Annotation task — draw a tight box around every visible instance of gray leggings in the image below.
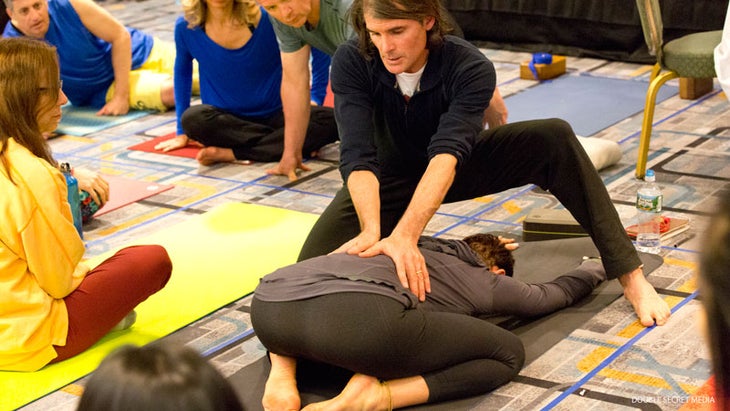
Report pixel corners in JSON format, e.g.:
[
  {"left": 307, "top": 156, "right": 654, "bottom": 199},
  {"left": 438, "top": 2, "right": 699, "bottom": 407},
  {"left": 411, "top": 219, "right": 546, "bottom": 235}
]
[{"left": 250, "top": 293, "right": 525, "bottom": 403}]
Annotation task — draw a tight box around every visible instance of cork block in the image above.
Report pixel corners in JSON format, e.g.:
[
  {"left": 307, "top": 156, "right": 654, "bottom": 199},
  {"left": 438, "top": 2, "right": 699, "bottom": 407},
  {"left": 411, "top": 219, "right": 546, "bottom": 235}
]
[
  {"left": 679, "top": 77, "right": 713, "bottom": 100},
  {"left": 520, "top": 55, "right": 567, "bottom": 81}
]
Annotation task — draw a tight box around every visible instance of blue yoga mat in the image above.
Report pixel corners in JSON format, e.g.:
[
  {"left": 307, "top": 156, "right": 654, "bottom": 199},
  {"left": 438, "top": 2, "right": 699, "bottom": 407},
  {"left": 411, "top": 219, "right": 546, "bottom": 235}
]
[
  {"left": 505, "top": 75, "right": 678, "bottom": 136},
  {"left": 56, "top": 105, "right": 152, "bottom": 136}
]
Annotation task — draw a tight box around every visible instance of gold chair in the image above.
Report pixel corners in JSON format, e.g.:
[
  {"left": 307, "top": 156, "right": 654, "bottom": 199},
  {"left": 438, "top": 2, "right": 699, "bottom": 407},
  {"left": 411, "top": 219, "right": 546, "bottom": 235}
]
[{"left": 634, "top": 0, "right": 722, "bottom": 179}]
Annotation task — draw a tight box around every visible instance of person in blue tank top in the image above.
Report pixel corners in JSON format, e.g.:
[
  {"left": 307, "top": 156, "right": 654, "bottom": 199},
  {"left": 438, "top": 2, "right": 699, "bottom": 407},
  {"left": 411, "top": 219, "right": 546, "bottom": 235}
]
[
  {"left": 3, "top": 0, "right": 196, "bottom": 115},
  {"left": 153, "top": 0, "right": 338, "bottom": 166}
]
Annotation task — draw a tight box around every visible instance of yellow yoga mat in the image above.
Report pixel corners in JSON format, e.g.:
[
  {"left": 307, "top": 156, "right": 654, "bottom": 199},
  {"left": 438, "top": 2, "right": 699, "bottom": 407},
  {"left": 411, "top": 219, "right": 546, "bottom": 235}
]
[{"left": 0, "top": 203, "right": 318, "bottom": 411}]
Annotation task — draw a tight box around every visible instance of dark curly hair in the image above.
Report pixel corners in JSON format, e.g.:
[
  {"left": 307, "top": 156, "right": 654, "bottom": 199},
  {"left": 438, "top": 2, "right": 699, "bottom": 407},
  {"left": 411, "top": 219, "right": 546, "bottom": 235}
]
[{"left": 462, "top": 233, "right": 515, "bottom": 277}]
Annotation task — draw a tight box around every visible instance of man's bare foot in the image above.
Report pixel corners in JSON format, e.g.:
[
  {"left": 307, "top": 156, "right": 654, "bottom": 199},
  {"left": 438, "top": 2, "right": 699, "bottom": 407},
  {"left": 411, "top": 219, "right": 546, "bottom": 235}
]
[
  {"left": 619, "top": 267, "right": 671, "bottom": 326},
  {"left": 301, "top": 374, "right": 390, "bottom": 411},
  {"left": 196, "top": 146, "right": 236, "bottom": 166},
  {"left": 262, "top": 369, "right": 301, "bottom": 411}
]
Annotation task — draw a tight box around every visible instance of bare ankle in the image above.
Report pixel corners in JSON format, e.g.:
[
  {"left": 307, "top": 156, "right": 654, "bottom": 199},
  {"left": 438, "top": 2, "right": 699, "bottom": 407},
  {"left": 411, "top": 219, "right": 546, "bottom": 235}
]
[
  {"left": 196, "top": 147, "right": 235, "bottom": 165},
  {"left": 617, "top": 266, "right": 671, "bottom": 326}
]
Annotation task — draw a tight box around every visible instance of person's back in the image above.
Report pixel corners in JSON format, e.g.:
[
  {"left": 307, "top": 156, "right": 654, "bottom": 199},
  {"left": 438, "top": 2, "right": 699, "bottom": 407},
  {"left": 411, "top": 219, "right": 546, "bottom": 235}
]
[{"left": 256, "top": 235, "right": 604, "bottom": 318}]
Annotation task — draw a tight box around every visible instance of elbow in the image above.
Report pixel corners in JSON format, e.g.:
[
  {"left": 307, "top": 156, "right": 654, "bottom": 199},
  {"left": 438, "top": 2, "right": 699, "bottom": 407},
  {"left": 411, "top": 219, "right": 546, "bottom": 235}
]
[
  {"left": 44, "top": 282, "right": 74, "bottom": 299},
  {"left": 112, "top": 27, "right": 132, "bottom": 49}
]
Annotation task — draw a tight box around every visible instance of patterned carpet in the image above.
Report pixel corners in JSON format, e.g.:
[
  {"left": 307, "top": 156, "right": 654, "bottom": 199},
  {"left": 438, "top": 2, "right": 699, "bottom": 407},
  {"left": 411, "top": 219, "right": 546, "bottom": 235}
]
[{"left": 10, "top": 0, "right": 730, "bottom": 410}]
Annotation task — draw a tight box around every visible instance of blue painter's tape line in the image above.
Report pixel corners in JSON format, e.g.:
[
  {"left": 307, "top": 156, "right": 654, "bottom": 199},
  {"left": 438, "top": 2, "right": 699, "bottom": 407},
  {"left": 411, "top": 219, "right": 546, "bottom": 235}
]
[{"left": 539, "top": 289, "right": 699, "bottom": 410}]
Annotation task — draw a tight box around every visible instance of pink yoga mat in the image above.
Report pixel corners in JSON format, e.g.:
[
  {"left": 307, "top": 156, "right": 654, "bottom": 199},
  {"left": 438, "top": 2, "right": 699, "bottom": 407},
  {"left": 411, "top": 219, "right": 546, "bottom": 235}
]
[
  {"left": 95, "top": 175, "right": 174, "bottom": 217},
  {"left": 127, "top": 134, "right": 201, "bottom": 159}
]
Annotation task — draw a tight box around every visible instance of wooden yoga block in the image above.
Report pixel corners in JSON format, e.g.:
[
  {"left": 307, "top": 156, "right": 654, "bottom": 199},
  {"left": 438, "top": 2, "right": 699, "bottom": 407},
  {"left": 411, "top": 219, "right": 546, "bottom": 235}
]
[
  {"left": 679, "top": 77, "right": 713, "bottom": 100},
  {"left": 520, "top": 55, "right": 566, "bottom": 81}
]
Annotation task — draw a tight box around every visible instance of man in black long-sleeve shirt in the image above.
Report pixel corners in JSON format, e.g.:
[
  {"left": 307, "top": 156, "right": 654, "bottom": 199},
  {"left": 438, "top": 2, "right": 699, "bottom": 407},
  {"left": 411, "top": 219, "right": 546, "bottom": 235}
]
[{"left": 297, "top": 0, "right": 670, "bottom": 333}]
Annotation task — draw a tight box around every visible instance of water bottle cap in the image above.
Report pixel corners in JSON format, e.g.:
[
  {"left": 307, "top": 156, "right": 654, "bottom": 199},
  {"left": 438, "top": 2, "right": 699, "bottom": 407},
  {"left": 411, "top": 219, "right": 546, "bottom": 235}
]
[{"left": 645, "top": 169, "right": 655, "bottom": 181}]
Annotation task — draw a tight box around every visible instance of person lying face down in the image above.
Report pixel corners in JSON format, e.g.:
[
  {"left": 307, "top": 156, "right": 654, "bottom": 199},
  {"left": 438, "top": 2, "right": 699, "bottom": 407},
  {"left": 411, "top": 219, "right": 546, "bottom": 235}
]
[{"left": 251, "top": 233, "right": 606, "bottom": 410}]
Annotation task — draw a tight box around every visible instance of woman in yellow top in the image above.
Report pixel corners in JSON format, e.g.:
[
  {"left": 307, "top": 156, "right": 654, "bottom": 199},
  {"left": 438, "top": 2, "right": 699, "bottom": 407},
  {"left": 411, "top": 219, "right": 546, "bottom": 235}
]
[{"left": 0, "top": 37, "right": 173, "bottom": 372}]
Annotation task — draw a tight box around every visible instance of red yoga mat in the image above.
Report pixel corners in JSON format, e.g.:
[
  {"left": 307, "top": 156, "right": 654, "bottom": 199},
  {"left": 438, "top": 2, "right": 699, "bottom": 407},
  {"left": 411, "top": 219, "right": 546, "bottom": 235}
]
[
  {"left": 127, "top": 133, "right": 201, "bottom": 159},
  {"left": 95, "top": 175, "right": 175, "bottom": 217}
]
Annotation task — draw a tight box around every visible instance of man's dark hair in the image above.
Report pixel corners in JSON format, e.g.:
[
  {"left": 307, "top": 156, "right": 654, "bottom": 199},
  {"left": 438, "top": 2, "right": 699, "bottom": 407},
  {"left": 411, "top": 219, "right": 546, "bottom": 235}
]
[
  {"left": 349, "top": 0, "right": 453, "bottom": 58},
  {"left": 462, "top": 233, "right": 515, "bottom": 277}
]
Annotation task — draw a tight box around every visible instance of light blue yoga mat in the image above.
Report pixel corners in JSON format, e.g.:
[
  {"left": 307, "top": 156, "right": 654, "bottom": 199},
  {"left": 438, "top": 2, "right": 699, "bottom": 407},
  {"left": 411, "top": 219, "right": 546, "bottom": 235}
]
[
  {"left": 55, "top": 105, "right": 152, "bottom": 136},
  {"left": 505, "top": 75, "right": 679, "bottom": 136}
]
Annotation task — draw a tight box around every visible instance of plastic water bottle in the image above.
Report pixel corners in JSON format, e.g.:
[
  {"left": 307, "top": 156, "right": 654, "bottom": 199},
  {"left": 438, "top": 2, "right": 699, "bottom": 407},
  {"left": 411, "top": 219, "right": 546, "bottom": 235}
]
[
  {"left": 635, "top": 169, "right": 662, "bottom": 254},
  {"left": 60, "top": 163, "right": 83, "bottom": 239}
]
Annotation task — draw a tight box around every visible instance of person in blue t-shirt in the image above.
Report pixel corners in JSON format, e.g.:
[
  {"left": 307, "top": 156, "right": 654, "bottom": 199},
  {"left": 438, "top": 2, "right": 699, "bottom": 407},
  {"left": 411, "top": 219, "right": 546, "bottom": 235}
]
[
  {"left": 153, "top": 0, "right": 338, "bottom": 166},
  {"left": 3, "top": 0, "right": 196, "bottom": 115}
]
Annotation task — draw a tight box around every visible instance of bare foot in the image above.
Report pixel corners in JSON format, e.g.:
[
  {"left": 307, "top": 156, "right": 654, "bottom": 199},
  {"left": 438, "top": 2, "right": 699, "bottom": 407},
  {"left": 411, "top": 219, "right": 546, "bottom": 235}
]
[
  {"left": 262, "top": 369, "right": 301, "bottom": 411},
  {"left": 196, "top": 146, "right": 236, "bottom": 166},
  {"left": 619, "top": 267, "right": 671, "bottom": 326},
  {"left": 301, "top": 374, "right": 390, "bottom": 411}
]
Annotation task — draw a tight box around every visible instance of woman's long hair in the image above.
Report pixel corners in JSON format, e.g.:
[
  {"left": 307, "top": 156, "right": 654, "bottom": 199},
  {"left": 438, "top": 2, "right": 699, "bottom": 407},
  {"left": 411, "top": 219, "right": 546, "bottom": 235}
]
[
  {"left": 699, "top": 190, "right": 730, "bottom": 407},
  {"left": 0, "top": 37, "right": 59, "bottom": 183},
  {"left": 181, "top": 0, "right": 259, "bottom": 29},
  {"left": 349, "top": 0, "right": 453, "bottom": 59}
]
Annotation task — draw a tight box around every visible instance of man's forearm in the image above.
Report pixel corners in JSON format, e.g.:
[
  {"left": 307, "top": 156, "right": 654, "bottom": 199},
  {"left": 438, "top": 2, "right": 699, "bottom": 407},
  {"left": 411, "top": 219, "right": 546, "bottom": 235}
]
[
  {"left": 110, "top": 33, "right": 132, "bottom": 101},
  {"left": 392, "top": 154, "right": 457, "bottom": 241},
  {"left": 347, "top": 170, "right": 381, "bottom": 237},
  {"left": 280, "top": 53, "right": 313, "bottom": 158},
  {"left": 281, "top": 87, "right": 310, "bottom": 157}
]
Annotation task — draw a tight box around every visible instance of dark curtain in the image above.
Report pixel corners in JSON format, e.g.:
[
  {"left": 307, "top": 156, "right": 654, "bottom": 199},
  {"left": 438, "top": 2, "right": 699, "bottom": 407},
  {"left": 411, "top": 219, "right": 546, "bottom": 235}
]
[{"left": 443, "top": 0, "right": 729, "bottom": 63}]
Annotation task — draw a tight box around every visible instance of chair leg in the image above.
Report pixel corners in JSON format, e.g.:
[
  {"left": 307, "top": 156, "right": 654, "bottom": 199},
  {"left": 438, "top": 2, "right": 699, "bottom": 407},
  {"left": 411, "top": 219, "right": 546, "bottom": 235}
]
[
  {"left": 648, "top": 63, "right": 662, "bottom": 83},
  {"left": 635, "top": 70, "right": 679, "bottom": 179}
]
